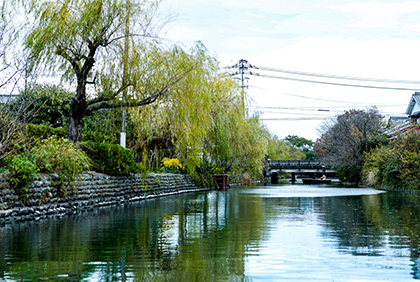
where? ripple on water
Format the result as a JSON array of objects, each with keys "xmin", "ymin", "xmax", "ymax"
[{"xmin": 240, "ymin": 185, "xmax": 386, "ymax": 198}]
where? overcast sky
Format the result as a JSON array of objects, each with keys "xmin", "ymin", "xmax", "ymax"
[{"xmin": 160, "ymin": 0, "xmax": 420, "ymax": 141}]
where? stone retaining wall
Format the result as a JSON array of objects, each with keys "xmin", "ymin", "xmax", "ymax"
[{"xmin": 0, "ymin": 172, "xmax": 211, "ymax": 224}]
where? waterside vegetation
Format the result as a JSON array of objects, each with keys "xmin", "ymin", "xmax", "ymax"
[
  {"xmin": 0, "ymin": 0, "xmax": 309, "ymax": 200},
  {"xmin": 316, "ymin": 106, "xmax": 420, "ymax": 192}
]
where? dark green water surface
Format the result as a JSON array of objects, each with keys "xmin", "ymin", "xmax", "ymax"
[{"xmin": 1, "ymin": 184, "xmax": 420, "ymax": 281}]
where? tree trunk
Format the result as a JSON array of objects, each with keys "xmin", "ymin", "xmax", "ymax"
[{"xmin": 66, "ymin": 83, "xmax": 87, "ymax": 143}]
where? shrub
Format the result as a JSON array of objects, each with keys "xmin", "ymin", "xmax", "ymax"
[
  {"xmin": 79, "ymin": 141, "xmax": 136, "ymax": 175},
  {"xmin": 31, "ymin": 136, "xmax": 90, "ymax": 190},
  {"xmin": 81, "ymin": 110, "xmax": 119, "ymax": 144},
  {"xmin": 7, "ymin": 154, "xmax": 39, "ymax": 198},
  {"xmin": 26, "ymin": 123, "xmax": 67, "ymax": 140},
  {"xmin": 362, "ymin": 130, "xmax": 420, "ymax": 190},
  {"xmin": 192, "ymin": 159, "xmax": 215, "ymax": 186}
]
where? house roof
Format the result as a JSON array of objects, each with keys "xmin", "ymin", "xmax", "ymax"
[
  {"xmin": 406, "ymin": 92, "xmax": 420, "ymax": 116},
  {"xmin": 388, "ymin": 116, "xmax": 410, "ymax": 123},
  {"xmin": 386, "ymin": 117, "xmax": 417, "ymax": 140}
]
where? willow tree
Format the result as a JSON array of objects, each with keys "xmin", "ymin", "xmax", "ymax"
[
  {"xmin": 130, "ymin": 44, "xmax": 220, "ymax": 170},
  {"xmin": 131, "ymin": 49, "xmax": 269, "ymax": 178},
  {"xmin": 22, "ymin": 0, "xmax": 199, "ymax": 142},
  {"xmin": 204, "ymin": 81, "xmax": 269, "ymax": 176}
]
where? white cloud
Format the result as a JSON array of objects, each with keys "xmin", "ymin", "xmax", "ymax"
[{"xmin": 330, "ymin": 1, "xmax": 420, "ymax": 29}]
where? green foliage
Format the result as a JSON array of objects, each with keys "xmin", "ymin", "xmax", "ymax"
[
  {"xmin": 338, "ymin": 165, "xmax": 362, "ymax": 184},
  {"xmin": 80, "ymin": 141, "xmax": 136, "ymax": 176},
  {"xmin": 9, "ymin": 83, "xmax": 72, "ymax": 127},
  {"xmin": 363, "ymin": 130, "xmax": 420, "ymax": 190},
  {"xmin": 26, "ymin": 123, "xmax": 67, "ymax": 140},
  {"xmin": 31, "ymin": 136, "xmax": 90, "ymax": 190},
  {"xmin": 130, "ymin": 50, "xmax": 270, "ymax": 180},
  {"xmin": 81, "ymin": 110, "xmax": 119, "ymax": 144},
  {"xmin": 193, "ymin": 159, "xmax": 219, "ymax": 187},
  {"xmin": 22, "ymin": 0, "xmax": 209, "ymax": 142},
  {"xmin": 285, "ymin": 135, "xmax": 316, "ymax": 160},
  {"xmin": 7, "ymin": 154, "xmax": 39, "ymax": 198},
  {"xmin": 17, "ymin": 0, "xmax": 273, "ymax": 179},
  {"xmin": 285, "ymin": 135, "xmax": 314, "ymax": 149},
  {"xmin": 0, "ymin": 110, "xmax": 26, "ymax": 162},
  {"xmin": 267, "ymin": 134, "xmax": 306, "ymax": 161}
]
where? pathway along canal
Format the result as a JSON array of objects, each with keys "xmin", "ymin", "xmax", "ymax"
[{"xmin": 1, "ymin": 183, "xmax": 420, "ymax": 281}]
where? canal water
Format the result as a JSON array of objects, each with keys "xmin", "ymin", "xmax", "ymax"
[{"xmin": 1, "ymin": 183, "xmax": 420, "ymax": 281}]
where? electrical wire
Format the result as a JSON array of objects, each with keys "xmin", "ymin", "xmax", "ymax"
[
  {"xmin": 253, "ymin": 110, "xmax": 336, "ymax": 116},
  {"xmin": 255, "ymin": 65, "xmax": 420, "ymax": 85},
  {"xmin": 226, "ymin": 61, "xmax": 412, "ymax": 122},
  {"xmin": 249, "ymin": 104, "xmax": 405, "ymax": 110},
  {"xmin": 249, "ymin": 106, "xmax": 341, "ymax": 112},
  {"xmin": 260, "ymin": 117, "xmax": 333, "ymax": 121},
  {"xmin": 250, "ymin": 72, "xmax": 420, "ymax": 91},
  {"xmin": 281, "ymin": 93, "xmax": 410, "ymax": 105}
]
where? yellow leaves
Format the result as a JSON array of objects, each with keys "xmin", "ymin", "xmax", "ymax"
[{"xmin": 350, "ymin": 126, "xmax": 362, "ymax": 140}]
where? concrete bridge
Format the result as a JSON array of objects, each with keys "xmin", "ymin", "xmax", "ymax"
[{"xmin": 267, "ymin": 160, "xmax": 338, "ymax": 184}]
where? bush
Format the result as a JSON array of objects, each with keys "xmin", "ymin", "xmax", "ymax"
[
  {"xmin": 81, "ymin": 110, "xmax": 119, "ymax": 144},
  {"xmin": 193, "ymin": 159, "xmax": 218, "ymax": 187},
  {"xmin": 31, "ymin": 136, "xmax": 90, "ymax": 189},
  {"xmin": 26, "ymin": 123, "xmax": 67, "ymax": 140},
  {"xmin": 362, "ymin": 130, "xmax": 420, "ymax": 190},
  {"xmin": 7, "ymin": 154, "xmax": 39, "ymax": 198},
  {"xmin": 79, "ymin": 141, "xmax": 136, "ymax": 175}
]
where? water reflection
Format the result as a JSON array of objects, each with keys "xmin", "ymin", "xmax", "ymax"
[{"xmin": 1, "ymin": 184, "xmax": 420, "ymax": 281}]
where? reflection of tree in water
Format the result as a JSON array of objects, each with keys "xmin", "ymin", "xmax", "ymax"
[
  {"xmin": 0, "ymin": 190, "xmax": 269, "ymax": 281},
  {"xmin": 317, "ymin": 196, "xmax": 384, "ymax": 256},
  {"xmin": 317, "ymin": 192, "xmax": 420, "ymax": 280}
]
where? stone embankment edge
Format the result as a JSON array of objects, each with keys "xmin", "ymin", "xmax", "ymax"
[{"xmin": 0, "ymin": 172, "xmax": 212, "ymax": 225}]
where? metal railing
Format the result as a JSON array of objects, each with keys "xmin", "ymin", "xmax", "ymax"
[{"xmin": 269, "ymin": 160, "xmax": 329, "ymax": 169}]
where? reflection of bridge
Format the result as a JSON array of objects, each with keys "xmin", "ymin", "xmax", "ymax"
[{"xmin": 267, "ymin": 160, "xmax": 338, "ymax": 184}]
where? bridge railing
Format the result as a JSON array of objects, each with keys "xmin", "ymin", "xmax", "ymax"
[{"xmin": 269, "ymin": 160, "xmax": 330, "ymax": 169}]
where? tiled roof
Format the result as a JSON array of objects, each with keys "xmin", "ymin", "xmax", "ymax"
[
  {"xmin": 406, "ymin": 92, "xmax": 420, "ymax": 115},
  {"xmin": 386, "ymin": 118, "xmax": 417, "ymax": 140}
]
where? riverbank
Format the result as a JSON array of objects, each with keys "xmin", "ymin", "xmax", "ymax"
[
  {"xmin": 0, "ymin": 172, "xmax": 212, "ymax": 225},
  {"xmin": 364, "ymin": 184, "xmax": 420, "ymax": 195}
]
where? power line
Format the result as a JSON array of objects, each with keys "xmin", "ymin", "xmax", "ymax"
[
  {"xmin": 261, "ymin": 117, "xmax": 331, "ymax": 121},
  {"xmin": 281, "ymin": 93, "xmax": 409, "ymax": 105},
  {"xmin": 255, "ymin": 110, "xmax": 336, "ymax": 116},
  {"xmin": 255, "ymin": 65, "xmax": 420, "ymax": 85},
  {"xmin": 249, "ymin": 106, "xmax": 340, "ymax": 112},
  {"xmin": 226, "ymin": 59, "xmax": 420, "ymax": 91},
  {"xmin": 249, "ymin": 104, "xmax": 406, "ymax": 110},
  {"xmin": 251, "ymin": 72, "xmax": 420, "ymax": 91}
]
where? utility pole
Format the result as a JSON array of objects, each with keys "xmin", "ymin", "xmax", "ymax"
[
  {"xmin": 225, "ymin": 59, "xmax": 256, "ymax": 117},
  {"xmin": 120, "ymin": 0, "xmax": 130, "ymax": 148}
]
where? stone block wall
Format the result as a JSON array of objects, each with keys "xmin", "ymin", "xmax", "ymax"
[{"xmin": 0, "ymin": 172, "xmax": 211, "ymax": 224}]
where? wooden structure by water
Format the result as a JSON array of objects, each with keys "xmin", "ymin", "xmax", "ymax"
[{"xmin": 213, "ymin": 174, "xmax": 229, "ymax": 190}]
